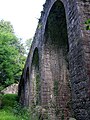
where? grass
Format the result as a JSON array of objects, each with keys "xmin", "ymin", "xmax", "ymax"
[
  {"xmin": 0, "ymin": 109, "xmax": 20, "ymax": 120},
  {"xmin": 1, "ymin": 94, "xmax": 18, "ymax": 108},
  {"xmin": 0, "ymin": 94, "xmax": 39, "ymax": 120},
  {"xmin": 0, "ymin": 94, "xmax": 27, "ymax": 120}
]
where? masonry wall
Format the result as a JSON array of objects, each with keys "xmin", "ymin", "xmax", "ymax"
[
  {"xmin": 67, "ymin": 1, "xmax": 90, "ymax": 120},
  {"xmin": 18, "ymin": 0, "xmax": 90, "ymax": 120}
]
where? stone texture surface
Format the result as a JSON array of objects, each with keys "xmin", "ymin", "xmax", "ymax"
[
  {"xmin": 1, "ymin": 83, "xmax": 18, "ymax": 94},
  {"xmin": 18, "ymin": 0, "xmax": 90, "ymax": 120}
]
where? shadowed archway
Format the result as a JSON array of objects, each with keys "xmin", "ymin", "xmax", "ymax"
[
  {"xmin": 40, "ymin": 1, "xmax": 72, "ymax": 119},
  {"xmin": 29, "ymin": 48, "xmax": 41, "ymax": 107}
]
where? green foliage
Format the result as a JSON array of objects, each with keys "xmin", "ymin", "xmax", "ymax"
[
  {"xmin": 0, "ymin": 19, "xmax": 14, "ymax": 33},
  {"xmin": 0, "ymin": 110, "xmax": 20, "ymax": 120},
  {"xmin": 0, "ymin": 86, "xmax": 4, "ymax": 91},
  {"xmin": 25, "ymin": 38, "xmax": 32, "ymax": 54},
  {"xmin": 0, "ymin": 19, "xmax": 26, "ymax": 89},
  {"xmin": 13, "ymin": 103, "xmax": 31, "ymax": 120},
  {"xmin": 0, "ymin": 94, "xmax": 39, "ymax": 120},
  {"xmin": 0, "ymin": 94, "xmax": 20, "ymax": 120},
  {"xmin": 85, "ymin": 19, "xmax": 90, "ymax": 30},
  {"xmin": 1, "ymin": 94, "xmax": 18, "ymax": 109},
  {"xmin": 37, "ymin": 23, "xmax": 42, "ymax": 29}
]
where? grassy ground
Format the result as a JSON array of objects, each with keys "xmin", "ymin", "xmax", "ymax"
[
  {"xmin": 0, "ymin": 94, "xmax": 28, "ymax": 120},
  {"xmin": 0, "ymin": 109, "xmax": 20, "ymax": 120}
]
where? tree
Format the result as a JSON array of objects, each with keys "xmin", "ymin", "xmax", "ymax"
[
  {"xmin": 0, "ymin": 20, "xmax": 26, "ymax": 90},
  {"xmin": 25, "ymin": 38, "xmax": 32, "ymax": 54},
  {"xmin": 0, "ymin": 19, "xmax": 14, "ymax": 33}
]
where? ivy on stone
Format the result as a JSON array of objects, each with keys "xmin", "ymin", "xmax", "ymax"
[{"xmin": 85, "ymin": 19, "xmax": 90, "ymax": 30}]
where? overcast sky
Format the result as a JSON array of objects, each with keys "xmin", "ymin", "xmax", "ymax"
[{"xmin": 0, "ymin": 0, "xmax": 46, "ymax": 42}]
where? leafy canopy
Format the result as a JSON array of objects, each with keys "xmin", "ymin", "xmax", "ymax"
[{"xmin": 0, "ymin": 19, "xmax": 26, "ymax": 90}]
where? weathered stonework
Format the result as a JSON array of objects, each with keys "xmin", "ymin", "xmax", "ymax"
[
  {"xmin": 1, "ymin": 83, "xmax": 18, "ymax": 94},
  {"xmin": 18, "ymin": 0, "xmax": 90, "ymax": 120}
]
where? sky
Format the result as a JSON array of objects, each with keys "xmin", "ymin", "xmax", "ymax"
[{"xmin": 0, "ymin": 0, "xmax": 46, "ymax": 42}]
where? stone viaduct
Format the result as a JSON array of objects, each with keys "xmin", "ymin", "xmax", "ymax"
[{"xmin": 18, "ymin": 0, "xmax": 90, "ymax": 120}]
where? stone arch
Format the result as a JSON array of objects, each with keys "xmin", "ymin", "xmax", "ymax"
[
  {"xmin": 18, "ymin": 77, "xmax": 25, "ymax": 106},
  {"xmin": 18, "ymin": 67, "xmax": 30, "ymax": 106},
  {"xmin": 19, "ymin": 0, "xmax": 90, "ymax": 119},
  {"xmin": 40, "ymin": 1, "xmax": 71, "ymax": 119},
  {"xmin": 29, "ymin": 48, "xmax": 41, "ymax": 107},
  {"xmin": 39, "ymin": 0, "xmax": 90, "ymax": 120}
]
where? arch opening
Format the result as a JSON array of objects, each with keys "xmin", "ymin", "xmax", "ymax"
[
  {"xmin": 24, "ymin": 67, "xmax": 29, "ymax": 106},
  {"xmin": 42, "ymin": 0, "xmax": 72, "ymax": 119},
  {"xmin": 29, "ymin": 48, "xmax": 41, "ymax": 107}
]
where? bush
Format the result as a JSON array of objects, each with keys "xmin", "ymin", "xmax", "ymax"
[
  {"xmin": 1, "ymin": 94, "xmax": 18, "ymax": 109},
  {"xmin": 13, "ymin": 103, "xmax": 31, "ymax": 120},
  {"xmin": 0, "ymin": 94, "xmax": 39, "ymax": 120},
  {"xmin": 0, "ymin": 110, "xmax": 19, "ymax": 120},
  {"xmin": 0, "ymin": 94, "xmax": 20, "ymax": 120}
]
